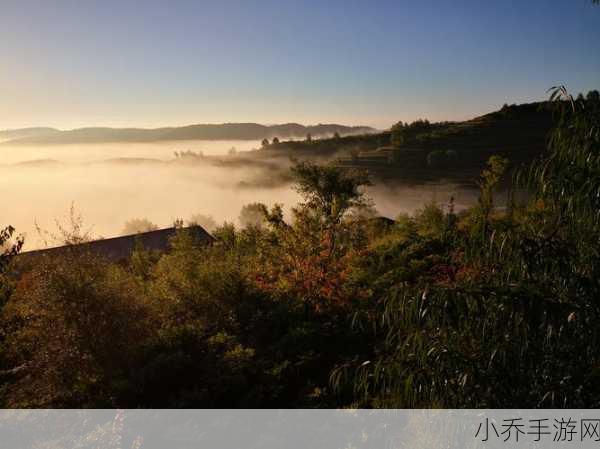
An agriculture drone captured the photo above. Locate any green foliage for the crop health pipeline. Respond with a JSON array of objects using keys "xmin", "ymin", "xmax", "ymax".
[
  {"xmin": 391, "ymin": 119, "xmax": 432, "ymax": 148},
  {"xmin": 1, "ymin": 251, "xmax": 154, "ymax": 407},
  {"xmin": 238, "ymin": 203, "xmax": 268, "ymax": 229},
  {"xmin": 3, "ymin": 93, "xmax": 600, "ymax": 408},
  {"xmin": 390, "ymin": 121, "xmax": 405, "ymax": 147},
  {"xmin": 474, "ymin": 155, "xmax": 509, "ymax": 230},
  {"xmin": 331, "ymin": 87, "xmax": 600, "ymax": 408},
  {"xmin": 291, "ymin": 160, "xmax": 371, "ymax": 227},
  {"xmin": 187, "ymin": 213, "xmax": 217, "ymax": 232}
]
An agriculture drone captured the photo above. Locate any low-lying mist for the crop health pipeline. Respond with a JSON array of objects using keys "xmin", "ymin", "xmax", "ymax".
[
  {"xmin": 1, "ymin": 141, "xmax": 481, "ymax": 250},
  {"xmin": 0, "ymin": 139, "xmax": 261, "ymax": 164}
]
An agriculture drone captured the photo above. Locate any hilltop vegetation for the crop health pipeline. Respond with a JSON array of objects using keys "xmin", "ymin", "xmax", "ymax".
[
  {"xmin": 259, "ymin": 100, "xmax": 562, "ymax": 184},
  {"xmin": 0, "ymin": 89, "xmax": 598, "ymax": 408}
]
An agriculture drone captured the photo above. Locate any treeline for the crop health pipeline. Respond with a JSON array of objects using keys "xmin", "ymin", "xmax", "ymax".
[
  {"xmin": 389, "ymin": 91, "xmax": 599, "ymax": 152},
  {"xmin": 263, "ymin": 93, "xmax": 600, "ymax": 184},
  {"xmin": 263, "ymin": 131, "xmax": 390, "ymax": 158},
  {"xmin": 0, "ymin": 88, "xmax": 598, "ymax": 407}
]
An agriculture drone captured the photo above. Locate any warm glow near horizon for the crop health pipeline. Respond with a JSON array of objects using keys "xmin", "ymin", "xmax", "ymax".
[{"xmin": 1, "ymin": 0, "xmax": 598, "ymax": 131}]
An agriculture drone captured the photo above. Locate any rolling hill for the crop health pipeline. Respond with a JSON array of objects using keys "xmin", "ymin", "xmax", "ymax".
[
  {"xmin": 0, "ymin": 127, "xmax": 60, "ymax": 141},
  {"xmin": 257, "ymin": 101, "xmax": 557, "ymax": 184},
  {"xmin": 1, "ymin": 123, "xmax": 375, "ymax": 145}
]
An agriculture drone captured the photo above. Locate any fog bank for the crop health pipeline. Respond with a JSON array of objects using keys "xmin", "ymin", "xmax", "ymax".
[{"xmin": 1, "ymin": 141, "xmax": 480, "ymax": 250}]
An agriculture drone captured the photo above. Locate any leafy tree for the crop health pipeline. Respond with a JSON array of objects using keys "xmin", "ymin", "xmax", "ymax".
[
  {"xmin": 587, "ymin": 89, "xmax": 600, "ymax": 103},
  {"xmin": 238, "ymin": 203, "xmax": 268, "ymax": 229},
  {"xmin": 252, "ymin": 161, "xmax": 372, "ymax": 313},
  {"xmin": 261, "ymin": 138, "xmax": 269, "ymax": 148},
  {"xmin": 476, "ymin": 155, "xmax": 508, "ymax": 224},
  {"xmin": 390, "ymin": 121, "xmax": 405, "ymax": 147},
  {"xmin": 291, "ymin": 160, "xmax": 371, "ymax": 230},
  {"xmin": 391, "ymin": 119, "xmax": 432, "ymax": 147},
  {"xmin": 188, "ymin": 213, "xmax": 217, "ymax": 232},
  {"xmin": 272, "ymin": 137, "xmax": 280, "ymax": 144}
]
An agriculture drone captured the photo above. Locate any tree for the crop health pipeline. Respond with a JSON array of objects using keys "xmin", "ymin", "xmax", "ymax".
[
  {"xmin": 587, "ymin": 89, "xmax": 600, "ymax": 103},
  {"xmin": 255, "ymin": 161, "xmax": 373, "ymax": 310},
  {"xmin": 306, "ymin": 133, "xmax": 312, "ymax": 143},
  {"xmin": 272, "ymin": 137, "xmax": 280, "ymax": 144},
  {"xmin": 2, "ymin": 251, "xmax": 154, "ymax": 406},
  {"xmin": 392, "ymin": 119, "xmax": 432, "ymax": 148},
  {"xmin": 238, "ymin": 203, "xmax": 268, "ymax": 229},
  {"xmin": 36, "ymin": 203, "xmax": 94, "ymax": 246},
  {"xmin": 476, "ymin": 155, "xmax": 508, "ymax": 225},
  {"xmin": 291, "ymin": 160, "xmax": 371, "ymax": 227},
  {"xmin": 122, "ymin": 218, "xmax": 159, "ymax": 235},
  {"xmin": 390, "ymin": 121, "xmax": 405, "ymax": 147},
  {"xmin": 261, "ymin": 138, "xmax": 269, "ymax": 148},
  {"xmin": 188, "ymin": 213, "xmax": 218, "ymax": 232},
  {"xmin": 333, "ymin": 132, "xmax": 341, "ymax": 139}
]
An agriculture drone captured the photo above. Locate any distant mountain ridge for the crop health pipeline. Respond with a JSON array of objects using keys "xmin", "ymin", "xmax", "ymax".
[
  {"xmin": 1, "ymin": 123, "xmax": 376, "ymax": 145},
  {"xmin": 0, "ymin": 127, "xmax": 60, "ymax": 141}
]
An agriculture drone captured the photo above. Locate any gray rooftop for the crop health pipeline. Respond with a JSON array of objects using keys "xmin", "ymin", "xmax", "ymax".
[{"xmin": 20, "ymin": 225, "xmax": 214, "ymax": 262}]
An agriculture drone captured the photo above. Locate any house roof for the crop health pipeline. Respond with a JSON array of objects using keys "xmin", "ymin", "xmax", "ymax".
[{"xmin": 19, "ymin": 225, "xmax": 214, "ymax": 263}]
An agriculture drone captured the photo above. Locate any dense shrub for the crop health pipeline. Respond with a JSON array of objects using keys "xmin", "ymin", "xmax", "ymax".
[{"xmin": 1, "ymin": 251, "xmax": 154, "ymax": 407}]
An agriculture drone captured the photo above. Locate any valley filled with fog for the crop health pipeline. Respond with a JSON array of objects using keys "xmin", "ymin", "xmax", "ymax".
[{"xmin": 1, "ymin": 140, "xmax": 479, "ymax": 250}]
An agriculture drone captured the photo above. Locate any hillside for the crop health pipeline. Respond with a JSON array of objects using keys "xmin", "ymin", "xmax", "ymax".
[
  {"xmin": 0, "ymin": 127, "xmax": 59, "ymax": 141},
  {"xmin": 258, "ymin": 101, "xmax": 556, "ymax": 184},
  {"xmin": 2, "ymin": 123, "xmax": 375, "ymax": 145}
]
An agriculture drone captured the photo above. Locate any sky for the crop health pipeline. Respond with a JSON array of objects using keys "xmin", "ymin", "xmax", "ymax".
[{"xmin": 1, "ymin": 0, "xmax": 599, "ymax": 130}]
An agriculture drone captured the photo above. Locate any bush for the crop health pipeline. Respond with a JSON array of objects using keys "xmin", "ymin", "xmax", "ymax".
[{"xmin": 1, "ymin": 251, "xmax": 154, "ymax": 407}]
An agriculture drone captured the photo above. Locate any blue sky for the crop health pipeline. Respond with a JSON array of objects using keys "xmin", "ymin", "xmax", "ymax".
[{"xmin": 1, "ymin": 0, "xmax": 599, "ymax": 129}]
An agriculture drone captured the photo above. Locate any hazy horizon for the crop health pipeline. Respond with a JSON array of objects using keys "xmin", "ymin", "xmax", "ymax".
[
  {"xmin": 2, "ymin": 0, "xmax": 598, "ymax": 130},
  {"xmin": 0, "ymin": 121, "xmax": 379, "ymax": 133}
]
